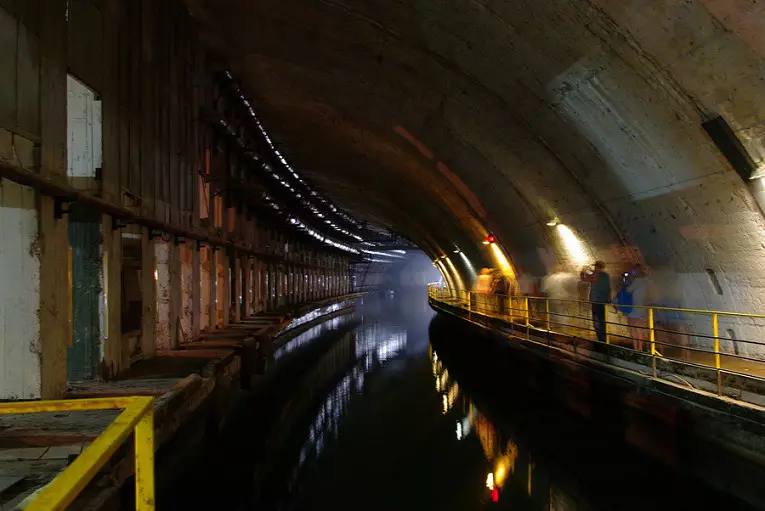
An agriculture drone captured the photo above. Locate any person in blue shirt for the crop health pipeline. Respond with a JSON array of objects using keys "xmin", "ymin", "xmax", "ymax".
[{"xmin": 581, "ymin": 260, "xmax": 611, "ymax": 346}]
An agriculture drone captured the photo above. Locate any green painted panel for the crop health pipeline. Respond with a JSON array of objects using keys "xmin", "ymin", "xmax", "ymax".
[{"xmin": 67, "ymin": 206, "xmax": 102, "ymax": 381}]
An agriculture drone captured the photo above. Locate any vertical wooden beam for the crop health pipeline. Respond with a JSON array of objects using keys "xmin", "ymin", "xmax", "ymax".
[
  {"xmin": 38, "ymin": 0, "xmax": 69, "ymax": 399},
  {"xmin": 191, "ymin": 243, "xmax": 200, "ymax": 339},
  {"xmin": 209, "ymin": 247, "xmax": 217, "ymax": 328},
  {"xmin": 141, "ymin": 0, "xmax": 156, "ymax": 216},
  {"xmin": 101, "ymin": 215, "xmax": 125, "ymax": 378},
  {"xmin": 169, "ymin": 241, "xmax": 181, "ymax": 348},
  {"xmin": 221, "ymin": 251, "xmax": 230, "ymax": 327},
  {"xmin": 233, "ymin": 252, "xmax": 242, "ymax": 323},
  {"xmin": 140, "ymin": 227, "xmax": 157, "ymax": 358},
  {"xmin": 242, "ymin": 255, "xmax": 251, "ymax": 320}
]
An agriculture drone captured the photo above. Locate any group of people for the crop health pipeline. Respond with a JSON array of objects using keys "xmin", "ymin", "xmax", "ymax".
[
  {"xmin": 474, "ymin": 269, "xmax": 513, "ymax": 314},
  {"xmin": 467, "ymin": 260, "xmax": 689, "ymax": 356},
  {"xmin": 580, "ymin": 260, "xmax": 687, "ymax": 354}
]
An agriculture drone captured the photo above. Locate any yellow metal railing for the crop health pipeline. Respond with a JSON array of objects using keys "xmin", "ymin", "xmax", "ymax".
[
  {"xmin": 0, "ymin": 396, "xmax": 155, "ymax": 511},
  {"xmin": 428, "ymin": 283, "xmax": 765, "ymax": 397}
]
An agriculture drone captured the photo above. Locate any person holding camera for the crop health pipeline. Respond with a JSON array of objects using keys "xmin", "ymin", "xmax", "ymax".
[{"xmin": 581, "ymin": 261, "xmax": 611, "ymax": 346}]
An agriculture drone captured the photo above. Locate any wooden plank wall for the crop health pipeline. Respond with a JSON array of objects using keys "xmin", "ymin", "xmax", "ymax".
[
  {"xmin": 0, "ymin": 0, "xmax": 41, "ymax": 168},
  {"xmin": 67, "ymin": 0, "xmax": 203, "ymax": 225}
]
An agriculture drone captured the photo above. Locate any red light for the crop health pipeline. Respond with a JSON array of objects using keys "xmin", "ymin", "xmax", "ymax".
[
  {"xmin": 486, "ymin": 235, "xmax": 496, "ymax": 244},
  {"xmin": 490, "ymin": 488, "xmax": 499, "ymax": 502}
]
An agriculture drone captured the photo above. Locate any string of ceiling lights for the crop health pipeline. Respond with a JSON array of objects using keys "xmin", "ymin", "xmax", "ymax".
[{"xmin": 218, "ymin": 71, "xmax": 367, "ymax": 255}]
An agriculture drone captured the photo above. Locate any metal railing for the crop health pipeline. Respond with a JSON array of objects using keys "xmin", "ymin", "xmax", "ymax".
[
  {"xmin": 0, "ymin": 396, "xmax": 155, "ymax": 511},
  {"xmin": 428, "ymin": 284, "xmax": 765, "ymax": 399}
]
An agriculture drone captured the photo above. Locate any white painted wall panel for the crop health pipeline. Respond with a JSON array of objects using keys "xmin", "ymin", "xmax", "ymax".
[
  {"xmin": 67, "ymin": 75, "xmax": 99, "ymax": 177},
  {"xmin": 0, "ymin": 178, "xmax": 41, "ymax": 399}
]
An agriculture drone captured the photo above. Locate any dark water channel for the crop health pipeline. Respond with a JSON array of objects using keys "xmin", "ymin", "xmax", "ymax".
[{"xmin": 165, "ymin": 288, "xmax": 755, "ymax": 511}]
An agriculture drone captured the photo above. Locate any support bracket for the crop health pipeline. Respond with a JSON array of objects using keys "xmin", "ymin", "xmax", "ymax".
[
  {"xmin": 112, "ymin": 217, "xmax": 129, "ymax": 231},
  {"xmin": 54, "ymin": 197, "xmax": 73, "ymax": 220}
]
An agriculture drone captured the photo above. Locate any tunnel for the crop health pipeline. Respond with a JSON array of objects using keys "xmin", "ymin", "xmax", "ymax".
[
  {"xmin": 183, "ymin": 0, "xmax": 765, "ymax": 352},
  {"xmin": 1, "ymin": 0, "xmax": 765, "ymax": 509}
]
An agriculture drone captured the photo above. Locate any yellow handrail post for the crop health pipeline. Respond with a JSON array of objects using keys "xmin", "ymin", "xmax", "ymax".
[
  {"xmin": 135, "ymin": 408, "xmax": 156, "ymax": 510},
  {"xmin": 525, "ymin": 296, "xmax": 531, "ymax": 340},
  {"xmin": 605, "ymin": 306, "xmax": 611, "ymax": 345},
  {"xmin": 545, "ymin": 298, "xmax": 551, "ymax": 331},
  {"xmin": 21, "ymin": 397, "xmax": 155, "ymax": 511},
  {"xmin": 713, "ymin": 313, "xmax": 721, "ymax": 395},
  {"xmin": 649, "ymin": 307, "xmax": 657, "ymax": 377}
]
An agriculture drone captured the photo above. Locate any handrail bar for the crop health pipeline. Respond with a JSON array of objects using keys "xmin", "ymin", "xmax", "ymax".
[
  {"xmin": 429, "ymin": 284, "xmax": 765, "ymax": 397},
  {"xmin": 0, "ymin": 396, "xmax": 155, "ymax": 511},
  {"xmin": 478, "ymin": 291, "xmax": 765, "ymax": 319}
]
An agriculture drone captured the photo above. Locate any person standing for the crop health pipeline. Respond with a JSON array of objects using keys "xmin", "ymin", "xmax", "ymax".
[{"xmin": 581, "ymin": 261, "xmax": 611, "ymax": 345}]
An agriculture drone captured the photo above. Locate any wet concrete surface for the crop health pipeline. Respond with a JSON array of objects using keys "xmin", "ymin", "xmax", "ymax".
[{"xmin": 164, "ymin": 287, "xmax": 757, "ymax": 510}]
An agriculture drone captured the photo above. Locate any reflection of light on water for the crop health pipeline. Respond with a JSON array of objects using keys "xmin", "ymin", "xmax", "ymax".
[
  {"xmin": 435, "ymin": 369, "xmax": 449, "ymax": 392},
  {"xmin": 444, "ymin": 381, "xmax": 459, "ymax": 414},
  {"xmin": 289, "ymin": 321, "xmax": 410, "ymax": 487},
  {"xmin": 430, "ymin": 347, "xmax": 529, "ymax": 502},
  {"xmin": 297, "ymin": 366, "xmax": 365, "ymax": 471},
  {"xmin": 456, "ymin": 415, "xmax": 472, "ymax": 440},
  {"xmin": 355, "ymin": 324, "xmax": 408, "ymax": 365},
  {"xmin": 376, "ymin": 334, "xmax": 407, "ymax": 362},
  {"xmin": 279, "ymin": 300, "xmax": 354, "ymax": 335},
  {"xmin": 274, "ymin": 315, "xmax": 353, "ymax": 361},
  {"xmin": 431, "ymin": 349, "xmax": 460, "ymax": 414}
]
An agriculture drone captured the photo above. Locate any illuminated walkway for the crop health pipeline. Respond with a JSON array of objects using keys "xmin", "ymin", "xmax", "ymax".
[{"xmin": 428, "ymin": 285, "xmax": 765, "ymax": 406}]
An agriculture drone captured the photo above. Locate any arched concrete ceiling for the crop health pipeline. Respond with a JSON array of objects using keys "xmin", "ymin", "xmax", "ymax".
[{"xmin": 187, "ymin": 0, "xmax": 765, "ymax": 312}]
